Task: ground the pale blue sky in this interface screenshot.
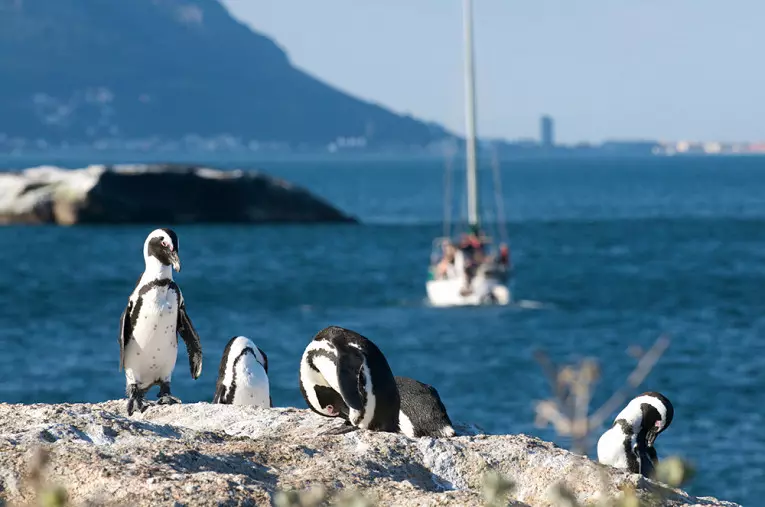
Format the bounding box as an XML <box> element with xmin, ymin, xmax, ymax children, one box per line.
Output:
<box><xmin>222</xmin><ymin>1</ymin><xmax>763</xmax><ymax>144</ymax></box>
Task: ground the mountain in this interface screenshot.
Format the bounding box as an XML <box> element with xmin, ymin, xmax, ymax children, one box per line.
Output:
<box><xmin>0</xmin><ymin>0</ymin><xmax>450</xmax><ymax>148</ymax></box>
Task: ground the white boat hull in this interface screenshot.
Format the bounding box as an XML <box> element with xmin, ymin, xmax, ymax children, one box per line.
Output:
<box><xmin>426</xmin><ymin>276</ymin><xmax>511</xmax><ymax>307</ymax></box>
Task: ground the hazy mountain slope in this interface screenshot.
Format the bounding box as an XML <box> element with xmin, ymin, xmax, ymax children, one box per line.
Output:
<box><xmin>0</xmin><ymin>0</ymin><xmax>448</xmax><ymax>146</ymax></box>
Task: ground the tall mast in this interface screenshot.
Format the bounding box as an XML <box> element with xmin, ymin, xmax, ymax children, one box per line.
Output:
<box><xmin>463</xmin><ymin>0</ymin><xmax>479</xmax><ymax>229</ymax></box>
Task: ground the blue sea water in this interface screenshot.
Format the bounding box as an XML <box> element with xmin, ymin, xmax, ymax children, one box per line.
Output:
<box><xmin>1</xmin><ymin>154</ymin><xmax>764</xmax><ymax>504</ymax></box>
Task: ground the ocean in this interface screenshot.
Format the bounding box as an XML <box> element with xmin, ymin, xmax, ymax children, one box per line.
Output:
<box><xmin>1</xmin><ymin>154</ymin><xmax>764</xmax><ymax>504</ymax></box>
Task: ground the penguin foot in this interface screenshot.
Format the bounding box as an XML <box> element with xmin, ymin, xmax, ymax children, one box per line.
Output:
<box><xmin>157</xmin><ymin>395</ymin><xmax>181</xmax><ymax>406</ymax></box>
<box><xmin>156</xmin><ymin>381</ymin><xmax>180</xmax><ymax>405</ymax></box>
<box><xmin>126</xmin><ymin>384</ymin><xmax>152</xmax><ymax>416</ymax></box>
<box><xmin>321</xmin><ymin>424</ymin><xmax>359</xmax><ymax>436</ymax></box>
<box><xmin>127</xmin><ymin>397</ymin><xmax>153</xmax><ymax>416</ymax></box>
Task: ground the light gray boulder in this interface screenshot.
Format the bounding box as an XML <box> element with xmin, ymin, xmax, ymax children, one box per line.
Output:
<box><xmin>0</xmin><ymin>402</ymin><xmax>738</xmax><ymax>506</ymax></box>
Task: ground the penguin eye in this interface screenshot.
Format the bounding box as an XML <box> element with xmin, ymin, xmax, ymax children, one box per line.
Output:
<box><xmin>161</xmin><ymin>240</ymin><xmax>168</xmax><ymax>248</ymax></box>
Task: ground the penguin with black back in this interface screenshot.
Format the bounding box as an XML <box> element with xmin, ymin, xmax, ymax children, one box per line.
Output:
<box><xmin>597</xmin><ymin>391</ymin><xmax>674</xmax><ymax>477</ymax></box>
<box><xmin>118</xmin><ymin>228</ymin><xmax>203</xmax><ymax>416</ymax></box>
<box><xmin>395</xmin><ymin>376</ymin><xmax>455</xmax><ymax>438</ymax></box>
<box><xmin>299</xmin><ymin>326</ymin><xmax>400</xmax><ymax>434</ymax></box>
<box><xmin>213</xmin><ymin>336</ymin><xmax>271</xmax><ymax>407</ymax></box>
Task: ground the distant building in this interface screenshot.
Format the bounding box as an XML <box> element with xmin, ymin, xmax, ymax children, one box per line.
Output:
<box><xmin>540</xmin><ymin>115</ymin><xmax>554</xmax><ymax>148</ymax></box>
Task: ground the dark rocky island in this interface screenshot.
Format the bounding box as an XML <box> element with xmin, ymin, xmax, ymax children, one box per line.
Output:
<box><xmin>0</xmin><ymin>0</ymin><xmax>448</xmax><ymax>150</ymax></box>
<box><xmin>0</xmin><ymin>165</ymin><xmax>356</xmax><ymax>225</ymax></box>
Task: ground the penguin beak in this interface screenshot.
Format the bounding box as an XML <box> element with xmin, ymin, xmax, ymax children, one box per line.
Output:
<box><xmin>169</xmin><ymin>251</ymin><xmax>181</xmax><ymax>272</ymax></box>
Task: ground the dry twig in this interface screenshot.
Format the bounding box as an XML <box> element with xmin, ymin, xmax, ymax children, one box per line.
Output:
<box><xmin>534</xmin><ymin>334</ymin><xmax>671</xmax><ymax>454</ymax></box>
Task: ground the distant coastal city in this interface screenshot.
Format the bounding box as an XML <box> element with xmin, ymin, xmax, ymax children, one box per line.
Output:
<box><xmin>491</xmin><ymin>115</ymin><xmax>765</xmax><ymax>157</ymax></box>
<box><xmin>1</xmin><ymin>0</ymin><xmax>761</xmax><ymax>161</ymax></box>
<box><xmin>2</xmin><ymin>114</ymin><xmax>762</xmax><ymax>158</ymax></box>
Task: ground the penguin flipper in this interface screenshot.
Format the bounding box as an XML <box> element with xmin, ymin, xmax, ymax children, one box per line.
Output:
<box><xmin>118</xmin><ymin>301</ymin><xmax>133</xmax><ymax>371</ymax></box>
<box><xmin>212</xmin><ymin>383</ymin><xmax>226</xmax><ymax>404</ymax></box>
<box><xmin>646</xmin><ymin>446</ymin><xmax>658</xmax><ymax>464</ymax></box>
<box><xmin>639</xmin><ymin>450</ymin><xmax>656</xmax><ymax>478</ymax></box>
<box><xmin>321</xmin><ymin>421</ymin><xmax>359</xmax><ymax>436</ymax></box>
<box><xmin>335</xmin><ymin>344</ymin><xmax>365</xmax><ymax>412</ymax></box>
<box><xmin>642</xmin><ymin>446</ymin><xmax>659</xmax><ymax>478</ymax></box>
<box><xmin>177</xmin><ymin>300</ymin><xmax>203</xmax><ymax>379</ymax></box>
<box><xmin>258</xmin><ymin>347</ymin><xmax>269</xmax><ymax>374</ymax></box>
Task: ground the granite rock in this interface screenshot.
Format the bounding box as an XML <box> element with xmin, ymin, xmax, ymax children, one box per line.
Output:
<box><xmin>0</xmin><ymin>402</ymin><xmax>739</xmax><ymax>507</ymax></box>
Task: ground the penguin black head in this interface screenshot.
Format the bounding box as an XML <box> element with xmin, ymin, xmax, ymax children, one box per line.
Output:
<box><xmin>313</xmin><ymin>385</ymin><xmax>349</xmax><ymax>419</ymax></box>
<box><xmin>217</xmin><ymin>336</ymin><xmax>269</xmax><ymax>389</ymax></box>
<box><xmin>615</xmin><ymin>391</ymin><xmax>674</xmax><ymax>447</ymax></box>
<box><xmin>638</xmin><ymin>392</ymin><xmax>674</xmax><ymax>446</ymax></box>
<box><xmin>144</xmin><ymin>228</ymin><xmax>181</xmax><ymax>272</ymax></box>
<box><xmin>222</xmin><ymin>336</ymin><xmax>268</xmax><ymax>374</ymax></box>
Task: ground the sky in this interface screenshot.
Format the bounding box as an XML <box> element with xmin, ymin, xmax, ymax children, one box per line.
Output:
<box><xmin>222</xmin><ymin>1</ymin><xmax>763</xmax><ymax>144</ymax></box>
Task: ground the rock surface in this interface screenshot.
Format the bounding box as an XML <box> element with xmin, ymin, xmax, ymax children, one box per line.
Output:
<box><xmin>0</xmin><ymin>164</ymin><xmax>356</xmax><ymax>225</ymax></box>
<box><xmin>0</xmin><ymin>401</ymin><xmax>738</xmax><ymax>507</ymax></box>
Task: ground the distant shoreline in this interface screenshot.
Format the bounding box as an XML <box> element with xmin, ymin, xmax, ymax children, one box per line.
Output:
<box><xmin>1</xmin><ymin>149</ymin><xmax>764</xmax><ymax>170</ymax></box>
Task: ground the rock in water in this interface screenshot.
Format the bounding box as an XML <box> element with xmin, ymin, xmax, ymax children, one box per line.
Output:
<box><xmin>0</xmin><ymin>401</ymin><xmax>740</xmax><ymax>507</ymax></box>
<box><xmin>0</xmin><ymin>164</ymin><xmax>357</xmax><ymax>225</ymax></box>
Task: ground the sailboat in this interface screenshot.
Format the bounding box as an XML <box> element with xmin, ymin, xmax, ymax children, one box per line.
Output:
<box><xmin>425</xmin><ymin>0</ymin><xmax>512</xmax><ymax>307</ymax></box>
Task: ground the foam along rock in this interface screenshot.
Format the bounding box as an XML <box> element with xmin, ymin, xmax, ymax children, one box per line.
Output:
<box><xmin>0</xmin><ymin>402</ymin><xmax>739</xmax><ymax>507</ymax></box>
<box><xmin>0</xmin><ymin>164</ymin><xmax>357</xmax><ymax>225</ymax></box>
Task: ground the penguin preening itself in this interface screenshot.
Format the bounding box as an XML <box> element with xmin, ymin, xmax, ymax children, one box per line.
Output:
<box><xmin>299</xmin><ymin>326</ymin><xmax>400</xmax><ymax>435</ymax></box>
<box><xmin>213</xmin><ymin>336</ymin><xmax>271</xmax><ymax>407</ymax></box>
<box><xmin>118</xmin><ymin>228</ymin><xmax>203</xmax><ymax>416</ymax></box>
<box><xmin>597</xmin><ymin>391</ymin><xmax>674</xmax><ymax>477</ymax></box>
<box><xmin>395</xmin><ymin>376</ymin><xmax>455</xmax><ymax>438</ymax></box>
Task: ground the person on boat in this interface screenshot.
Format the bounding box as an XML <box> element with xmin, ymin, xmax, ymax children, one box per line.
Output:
<box><xmin>458</xmin><ymin>226</ymin><xmax>485</xmax><ymax>295</ymax></box>
<box><xmin>462</xmin><ymin>227</ymin><xmax>489</xmax><ymax>260</ymax></box>
<box><xmin>459</xmin><ymin>232</ymin><xmax>482</xmax><ymax>253</ymax></box>
<box><xmin>435</xmin><ymin>241</ymin><xmax>458</xmax><ymax>279</ymax></box>
<box><xmin>498</xmin><ymin>243</ymin><xmax>511</xmax><ymax>268</ymax></box>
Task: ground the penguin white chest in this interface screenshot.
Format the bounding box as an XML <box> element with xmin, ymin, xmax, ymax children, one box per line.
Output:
<box><xmin>597</xmin><ymin>426</ymin><xmax>634</xmax><ymax>470</ymax></box>
<box><xmin>124</xmin><ymin>286</ymin><xmax>179</xmax><ymax>387</ymax></box>
<box><xmin>231</xmin><ymin>355</ymin><xmax>270</xmax><ymax>407</ymax></box>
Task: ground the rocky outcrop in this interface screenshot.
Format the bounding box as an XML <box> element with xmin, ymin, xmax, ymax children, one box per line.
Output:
<box><xmin>0</xmin><ymin>402</ymin><xmax>738</xmax><ymax>507</ymax></box>
<box><xmin>0</xmin><ymin>164</ymin><xmax>356</xmax><ymax>225</ymax></box>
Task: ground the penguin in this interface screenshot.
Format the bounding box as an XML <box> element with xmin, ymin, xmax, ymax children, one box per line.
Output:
<box><xmin>299</xmin><ymin>326</ymin><xmax>400</xmax><ymax>434</ymax></box>
<box><xmin>597</xmin><ymin>391</ymin><xmax>674</xmax><ymax>477</ymax></box>
<box><xmin>118</xmin><ymin>228</ymin><xmax>203</xmax><ymax>416</ymax></box>
<box><xmin>213</xmin><ymin>336</ymin><xmax>271</xmax><ymax>407</ymax></box>
<box><xmin>395</xmin><ymin>376</ymin><xmax>455</xmax><ymax>438</ymax></box>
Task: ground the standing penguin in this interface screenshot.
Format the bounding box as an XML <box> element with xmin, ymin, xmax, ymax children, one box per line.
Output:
<box><xmin>395</xmin><ymin>376</ymin><xmax>455</xmax><ymax>438</ymax></box>
<box><xmin>299</xmin><ymin>326</ymin><xmax>400</xmax><ymax>434</ymax></box>
<box><xmin>213</xmin><ymin>336</ymin><xmax>271</xmax><ymax>407</ymax></box>
<box><xmin>597</xmin><ymin>391</ymin><xmax>674</xmax><ymax>477</ymax></box>
<box><xmin>118</xmin><ymin>228</ymin><xmax>203</xmax><ymax>416</ymax></box>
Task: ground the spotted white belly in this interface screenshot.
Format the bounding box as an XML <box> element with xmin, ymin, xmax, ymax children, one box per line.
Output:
<box><xmin>231</xmin><ymin>355</ymin><xmax>270</xmax><ymax>407</ymax></box>
<box><xmin>124</xmin><ymin>286</ymin><xmax>179</xmax><ymax>389</ymax></box>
